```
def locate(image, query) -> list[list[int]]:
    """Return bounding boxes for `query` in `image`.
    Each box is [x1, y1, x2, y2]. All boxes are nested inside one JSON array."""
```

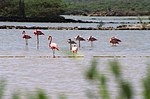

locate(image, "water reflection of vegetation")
[[1, 59, 150, 99]]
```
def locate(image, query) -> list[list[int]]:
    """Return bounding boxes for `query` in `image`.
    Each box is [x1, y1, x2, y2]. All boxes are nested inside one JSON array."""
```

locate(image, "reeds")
[[85, 59, 150, 99]]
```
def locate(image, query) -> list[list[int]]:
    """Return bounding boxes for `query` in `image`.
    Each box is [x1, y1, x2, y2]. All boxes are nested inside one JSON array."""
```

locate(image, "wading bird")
[[87, 36, 98, 47], [34, 29, 44, 49], [109, 36, 121, 46], [67, 39, 77, 51], [22, 31, 31, 47], [75, 35, 85, 48], [71, 44, 78, 53], [48, 35, 59, 58]]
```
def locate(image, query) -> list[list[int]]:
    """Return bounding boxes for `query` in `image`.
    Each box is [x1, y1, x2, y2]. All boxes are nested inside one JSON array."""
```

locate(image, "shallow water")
[[0, 21, 150, 99], [0, 29, 149, 55], [1, 16, 149, 28], [63, 15, 150, 27]]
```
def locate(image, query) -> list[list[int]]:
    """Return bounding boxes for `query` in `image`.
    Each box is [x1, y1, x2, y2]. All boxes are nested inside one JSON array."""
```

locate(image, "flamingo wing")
[[23, 35, 31, 39], [75, 35, 85, 41], [67, 39, 77, 44], [88, 36, 97, 41], [80, 37, 86, 41], [50, 43, 59, 50], [34, 30, 44, 35]]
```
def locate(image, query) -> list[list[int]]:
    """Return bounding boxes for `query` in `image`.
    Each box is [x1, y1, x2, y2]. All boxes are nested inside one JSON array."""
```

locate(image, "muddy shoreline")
[[0, 24, 149, 30], [67, 11, 150, 16]]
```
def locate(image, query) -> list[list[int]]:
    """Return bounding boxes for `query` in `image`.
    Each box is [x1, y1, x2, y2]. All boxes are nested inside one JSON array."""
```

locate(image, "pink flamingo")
[[22, 31, 31, 47], [48, 35, 59, 58], [109, 36, 121, 46], [75, 35, 85, 48], [34, 29, 44, 49], [87, 36, 97, 47], [67, 39, 77, 51]]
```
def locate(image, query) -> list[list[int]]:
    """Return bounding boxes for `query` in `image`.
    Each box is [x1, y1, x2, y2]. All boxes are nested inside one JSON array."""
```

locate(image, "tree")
[[25, 0, 66, 17], [0, 0, 66, 17]]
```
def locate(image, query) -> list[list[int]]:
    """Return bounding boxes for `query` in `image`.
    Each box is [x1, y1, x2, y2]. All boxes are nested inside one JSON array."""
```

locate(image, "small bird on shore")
[[75, 35, 85, 48], [109, 36, 121, 46], [87, 36, 98, 47]]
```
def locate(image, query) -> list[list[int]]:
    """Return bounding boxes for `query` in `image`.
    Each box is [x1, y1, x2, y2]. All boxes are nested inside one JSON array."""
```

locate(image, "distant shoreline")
[[0, 16, 93, 23], [0, 12, 149, 23], [0, 24, 149, 30], [65, 11, 150, 17]]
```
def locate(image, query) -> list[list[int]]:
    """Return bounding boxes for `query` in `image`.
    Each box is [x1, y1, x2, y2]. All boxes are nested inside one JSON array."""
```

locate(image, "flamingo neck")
[[49, 36, 52, 46]]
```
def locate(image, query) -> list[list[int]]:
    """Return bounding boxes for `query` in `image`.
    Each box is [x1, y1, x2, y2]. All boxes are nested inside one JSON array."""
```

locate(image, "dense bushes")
[[0, 0, 149, 22], [25, 0, 66, 17], [0, 0, 66, 17], [64, 0, 150, 16]]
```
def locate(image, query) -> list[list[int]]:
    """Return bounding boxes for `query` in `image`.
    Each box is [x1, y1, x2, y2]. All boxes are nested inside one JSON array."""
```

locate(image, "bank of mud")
[[0, 24, 149, 30]]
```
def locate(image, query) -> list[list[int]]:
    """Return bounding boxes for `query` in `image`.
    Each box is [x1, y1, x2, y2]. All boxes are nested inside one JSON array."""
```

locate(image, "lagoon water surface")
[[0, 20, 150, 99]]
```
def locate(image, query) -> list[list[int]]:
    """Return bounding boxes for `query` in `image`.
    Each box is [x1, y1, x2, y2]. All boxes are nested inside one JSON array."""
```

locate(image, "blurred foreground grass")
[[0, 59, 150, 99]]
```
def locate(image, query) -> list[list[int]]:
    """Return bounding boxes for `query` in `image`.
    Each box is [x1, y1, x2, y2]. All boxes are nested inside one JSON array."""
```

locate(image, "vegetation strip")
[[0, 55, 150, 59], [0, 55, 84, 58], [0, 25, 150, 30]]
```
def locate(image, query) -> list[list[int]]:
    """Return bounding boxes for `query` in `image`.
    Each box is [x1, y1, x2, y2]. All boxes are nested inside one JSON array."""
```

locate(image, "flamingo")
[[75, 35, 85, 48], [109, 36, 121, 46], [71, 44, 78, 53], [34, 29, 44, 49], [22, 31, 31, 47], [48, 35, 59, 58], [67, 39, 77, 51], [87, 36, 97, 47]]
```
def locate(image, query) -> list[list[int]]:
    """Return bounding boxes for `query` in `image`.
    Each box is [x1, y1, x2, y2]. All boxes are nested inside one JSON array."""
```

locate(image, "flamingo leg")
[[37, 35, 39, 50], [25, 39, 28, 46], [79, 40, 80, 48], [25, 39, 28, 50], [52, 49, 55, 58], [70, 44, 72, 51], [91, 41, 93, 47]]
